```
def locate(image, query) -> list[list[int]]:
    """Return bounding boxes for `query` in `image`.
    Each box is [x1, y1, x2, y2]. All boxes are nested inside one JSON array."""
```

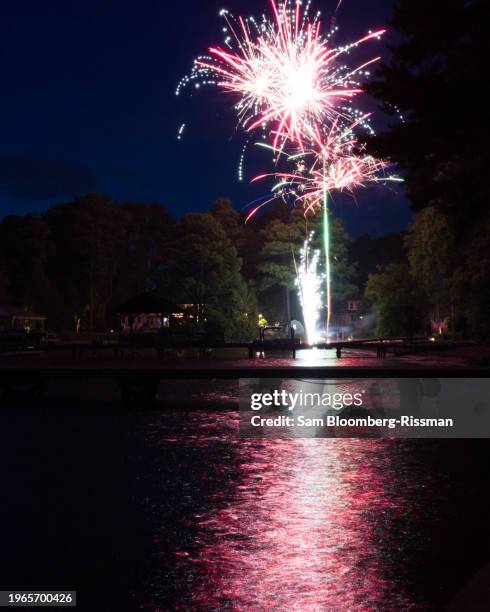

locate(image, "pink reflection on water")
[[171, 422, 417, 610]]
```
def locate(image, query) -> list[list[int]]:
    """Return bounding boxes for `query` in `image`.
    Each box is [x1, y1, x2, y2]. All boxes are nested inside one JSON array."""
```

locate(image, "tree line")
[[1, 186, 486, 340], [0, 194, 356, 339]]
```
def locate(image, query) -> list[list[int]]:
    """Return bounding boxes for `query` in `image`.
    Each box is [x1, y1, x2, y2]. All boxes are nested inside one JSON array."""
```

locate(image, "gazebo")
[[116, 293, 184, 333], [0, 306, 47, 333]]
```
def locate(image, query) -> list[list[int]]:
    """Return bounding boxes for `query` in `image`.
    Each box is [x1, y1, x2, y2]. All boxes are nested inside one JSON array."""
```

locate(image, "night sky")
[[0, 0, 411, 236]]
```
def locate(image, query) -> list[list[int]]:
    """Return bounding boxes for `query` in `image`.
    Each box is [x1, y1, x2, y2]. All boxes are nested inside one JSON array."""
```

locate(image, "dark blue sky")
[[0, 0, 411, 236]]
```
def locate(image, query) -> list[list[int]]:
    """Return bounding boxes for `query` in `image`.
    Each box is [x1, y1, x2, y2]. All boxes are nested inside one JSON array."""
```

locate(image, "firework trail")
[[296, 232, 323, 345]]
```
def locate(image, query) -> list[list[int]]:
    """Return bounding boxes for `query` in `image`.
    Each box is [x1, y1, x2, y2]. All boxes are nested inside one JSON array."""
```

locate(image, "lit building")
[[116, 293, 185, 333], [0, 306, 47, 333]]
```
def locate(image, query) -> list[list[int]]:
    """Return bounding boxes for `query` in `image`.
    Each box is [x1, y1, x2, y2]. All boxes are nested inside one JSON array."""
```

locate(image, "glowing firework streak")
[[322, 162, 331, 339], [296, 232, 323, 345], [250, 122, 402, 336], [177, 123, 186, 140], [249, 116, 401, 333]]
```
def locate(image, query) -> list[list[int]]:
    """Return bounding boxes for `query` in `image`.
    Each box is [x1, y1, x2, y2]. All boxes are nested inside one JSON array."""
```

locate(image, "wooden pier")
[[0, 360, 487, 406], [0, 336, 482, 405], [3, 336, 467, 361]]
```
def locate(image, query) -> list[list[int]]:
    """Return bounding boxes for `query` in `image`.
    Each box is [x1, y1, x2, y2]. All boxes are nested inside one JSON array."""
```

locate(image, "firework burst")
[[248, 116, 401, 219], [178, 0, 399, 341], [177, 0, 384, 162]]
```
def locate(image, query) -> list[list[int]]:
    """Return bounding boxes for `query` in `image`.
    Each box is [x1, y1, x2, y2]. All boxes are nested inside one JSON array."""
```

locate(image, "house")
[[427, 303, 451, 336], [116, 293, 185, 333], [331, 298, 367, 339], [430, 317, 450, 336], [0, 306, 47, 333]]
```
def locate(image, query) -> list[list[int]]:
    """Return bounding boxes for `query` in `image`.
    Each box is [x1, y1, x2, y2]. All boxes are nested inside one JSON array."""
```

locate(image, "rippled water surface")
[[131, 409, 490, 611], [0, 348, 489, 611]]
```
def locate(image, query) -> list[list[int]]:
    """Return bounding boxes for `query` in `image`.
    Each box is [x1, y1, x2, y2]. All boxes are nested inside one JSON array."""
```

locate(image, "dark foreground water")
[[1, 393, 490, 612], [1, 345, 490, 611]]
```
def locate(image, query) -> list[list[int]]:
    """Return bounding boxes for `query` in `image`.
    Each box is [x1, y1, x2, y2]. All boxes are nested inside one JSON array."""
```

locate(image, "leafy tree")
[[257, 207, 355, 322], [405, 206, 454, 320], [350, 232, 407, 289], [367, 0, 490, 337], [175, 212, 255, 340], [210, 198, 246, 252], [450, 212, 490, 338], [365, 263, 428, 338], [0, 256, 10, 303], [0, 213, 52, 312], [118, 202, 176, 299], [45, 194, 128, 331], [368, 0, 490, 221]]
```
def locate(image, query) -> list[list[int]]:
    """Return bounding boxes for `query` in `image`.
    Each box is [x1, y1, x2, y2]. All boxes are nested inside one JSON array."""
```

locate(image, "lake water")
[[130, 412, 490, 610], [0, 349, 489, 610]]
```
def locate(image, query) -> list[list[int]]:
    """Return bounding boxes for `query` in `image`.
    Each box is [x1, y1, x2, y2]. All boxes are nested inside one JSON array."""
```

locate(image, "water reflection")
[[189, 437, 415, 609], [132, 350, 489, 609], [294, 347, 384, 367], [147, 413, 423, 610]]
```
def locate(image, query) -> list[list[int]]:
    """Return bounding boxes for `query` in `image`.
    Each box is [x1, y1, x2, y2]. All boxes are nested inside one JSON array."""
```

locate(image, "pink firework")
[[178, 0, 399, 340], [246, 117, 401, 221], [177, 0, 385, 157]]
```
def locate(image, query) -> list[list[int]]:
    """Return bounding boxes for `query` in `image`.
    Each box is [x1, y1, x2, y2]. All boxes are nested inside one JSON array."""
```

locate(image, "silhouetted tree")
[[0, 257, 10, 303], [210, 198, 246, 252], [405, 207, 454, 322], [174, 212, 256, 340], [45, 195, 127, 331], [118, 202, 176, 299], [0, 213, 52, 313], [368, 0, 490, 337], [365, 263, 428, 338], [350, 232, 407, 290]]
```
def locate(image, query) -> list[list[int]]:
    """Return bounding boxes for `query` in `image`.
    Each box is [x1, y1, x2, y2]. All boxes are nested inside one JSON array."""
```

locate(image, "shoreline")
[[1, 346, 488, 407]]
